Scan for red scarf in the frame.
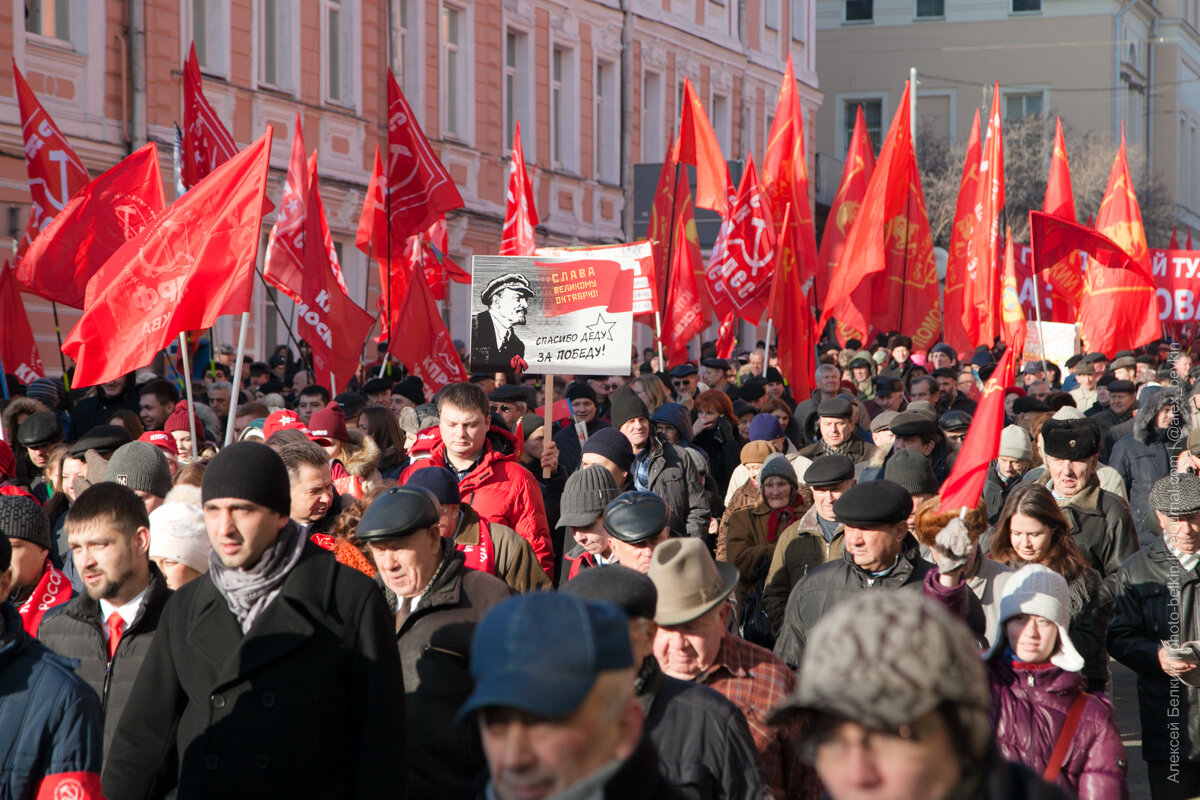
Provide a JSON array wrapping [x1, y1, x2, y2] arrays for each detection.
[[766, 497, 804, 543], [17, 559, 72, 636]]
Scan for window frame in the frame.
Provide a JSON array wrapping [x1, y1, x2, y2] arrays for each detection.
[[835, 92, 888, 158], [393, 0, 424, 119], [642, 70, 665, 163], [550, 43, 579, 173], [321, 0, 360, 109], [183, 0, 231, 78], [999, 87, 1049, 123], [1011, 0, 1041, 13], [915, 0, 944, 19], [594, 58, 620, 185], [845, 0, 873, 23], [440, 1, 472, 143], [504, 27, 534, 158]]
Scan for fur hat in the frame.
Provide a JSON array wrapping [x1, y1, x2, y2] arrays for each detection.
[[912, 495, 988, 558]]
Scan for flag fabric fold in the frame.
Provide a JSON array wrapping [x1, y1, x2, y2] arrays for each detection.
[[387, 259, 468, 397], [1000, 228, 1027, 355], [768, 204, 817, 392], [939, 348, 1017, 512], [181, 43, 238, 190], [500, 122, 538, 256], [662, 172, 705, 365], [1042, 118, 1084, 324], [63, 129, 274, 387], [962, 84, 1004, 348], [712, 154, 776, 326], [0, 261, 44, 384], [17, 143, 165, 309], [677, 79, 731, 215], [817, 106, 875, 314], [942, 111, 981, 356], [263, 116, 310, 302]]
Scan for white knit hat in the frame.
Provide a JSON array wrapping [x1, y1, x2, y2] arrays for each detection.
[[998, 425, 1032, 460], [986, 563, 1083, 672], [148, 501, 211, 574]]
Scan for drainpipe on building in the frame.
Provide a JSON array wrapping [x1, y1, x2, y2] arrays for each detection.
[[738, 0, 748, 48], [1114, 0, 1139, 143], [129, 0, 146, 151], [1147, 16, 1156, 184], [621, 0, 634, 241]]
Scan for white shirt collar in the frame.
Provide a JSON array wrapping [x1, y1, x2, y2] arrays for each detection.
[[100, 583, 150, 633]]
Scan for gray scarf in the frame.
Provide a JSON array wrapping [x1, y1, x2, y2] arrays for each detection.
[[208, 523, 305, 633]]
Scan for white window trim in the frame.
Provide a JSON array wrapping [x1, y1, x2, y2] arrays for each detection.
[[642, 70, 665, 163], [321, 0, 363, 111], [710, 89, 731, 159], [790, 0, 806, 43], [915, 88, 957, 146], [253, 0, 301, 94], [550, 40, 580, 173], [439, 1, 474, 145], [764, 0, 781, 31], [594, 57, 620, 185], [394, 0, 425, 126], [504, 25, 536, 161], [834, 91, 889, 159], [181, 0, 231, 80], [999, 85, 1050, 123]]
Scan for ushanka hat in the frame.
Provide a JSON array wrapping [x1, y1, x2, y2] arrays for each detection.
[[1040, 417, 1101, 460], [986, 564, 1084, 673]]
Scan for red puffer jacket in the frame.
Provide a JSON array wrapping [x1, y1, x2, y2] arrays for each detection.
[[987, 656, 1129, 800], [401, 426, 553, 578]]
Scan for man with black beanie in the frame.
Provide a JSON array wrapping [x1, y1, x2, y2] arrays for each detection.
[[102, 442, 406, 800], [553, 382, 612, 474], [610, 385, 709, 539]]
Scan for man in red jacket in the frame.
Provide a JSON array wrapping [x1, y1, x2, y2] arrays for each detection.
[[401, 383, 553, 578]]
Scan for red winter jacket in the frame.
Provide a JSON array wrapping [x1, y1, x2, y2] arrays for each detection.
[[987, 656, 1128, 800], [401, 426, 553, 577]]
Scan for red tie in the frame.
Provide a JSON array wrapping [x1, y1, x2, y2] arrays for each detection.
[[107, 612, 124, 660]]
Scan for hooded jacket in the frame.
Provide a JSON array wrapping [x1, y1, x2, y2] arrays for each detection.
[[987, 657, 1128, 800], [402, 425, 553, 577], [1109, 387, 1191, 545]]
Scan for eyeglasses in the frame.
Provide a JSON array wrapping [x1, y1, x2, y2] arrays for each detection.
[[602, 382, 624, 390], [800, 711, 945, 765], [672, 380, 691, 388], [490, 403, 511, 414]]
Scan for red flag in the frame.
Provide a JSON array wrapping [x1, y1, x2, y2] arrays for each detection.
[[1042, 118, 1084, 323], [0, 261, 44, 383], [713, 154, 776, 325], [761, 56, 820, 289], [942, 111, 981, 356], [181, 43, 237, 190], [768, 204, 817, 393], [1078, 130, 1159, 356], [63, 130, 273, 387], [12, 62, 90, 258], [962, 84, 1004, 348], [677, 79, 731, 214], [647, 137, 679, 310], [387, 259, 468, 396], [1000, 228, 1027, 354], [263, 116, 309, 301], [17, 143, 164, 309], [716, 313, 737, 359], [663, 173, 705, 365], [500, 122, 538, 256], [414, 216, 471, 300], [1029, 211, 1144, 277], [386, 70, 464, 252], [940, 348, 1017, 512], [357, 144, 386, 255], [816, 106, 875, 312], [299, 174, 374, 392], [1170, 227, 1180, 250]]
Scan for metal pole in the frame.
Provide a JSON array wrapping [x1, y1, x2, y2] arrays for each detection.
[[1031, 262, 1049, 378], [50, 301, 70, 392], [177, 333, 198, 460], [654, 310, 665, 370], [763, 318, 773, 377], [0, 350, 8, 401], [224, 311, 250, 446], [909, 68, 918, 151]]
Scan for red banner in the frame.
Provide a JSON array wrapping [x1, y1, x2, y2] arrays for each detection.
[[0, 261, 44, 383], [714, 154, 776, 326], [500, 122, 538, 256], [537, 259, 633, 318], [181, 43, 237, 190], [388, 260, 468, 396]]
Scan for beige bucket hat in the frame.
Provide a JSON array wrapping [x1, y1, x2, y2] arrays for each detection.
[[647, 538, 739, 626]]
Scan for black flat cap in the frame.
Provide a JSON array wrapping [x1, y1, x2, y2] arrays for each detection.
[[939, 410, 973, 432], [1110, 356, 1136, 371], [562, 564, 657, 620], [481, 273, 535, 306], [833, 480, 913, 527], [1041, 417, 1101, 460], [355, 487, 440, 541], [1114, 349, 1136, 359], [872, 376, 902, 395], [68, 425, 132, 459], [603, 491, 670, 543], [1150, 472, 1200, 518], [1084, 352, 1106, 363], [765, 367, 784, 384], [733, 400, 756, 418], [1107, 379, 1136, 395], [362, 377, 393, 395], [739, 378, 766, 401], [817, 397, 853, 419], [804, 455, 855, 488], [1021, 362, 1045, 375], [1013, 397, 1050, 414], [848, 356, 873, 370], [669, 363, 698, 377], [394, 376, 426, 405], [701, 358, 729, 371], [889, 411, 936, 438], [931, 367, 958, 381], [489, 385, 528, 402], [1065, 355, 1082, 369], [17, 411, 62, 447]]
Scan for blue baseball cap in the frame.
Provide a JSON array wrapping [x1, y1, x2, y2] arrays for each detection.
[[457, 593, 632, 722]]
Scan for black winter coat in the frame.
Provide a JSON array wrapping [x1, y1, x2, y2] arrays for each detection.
[[1108, 540, 1200, 762], [386, 541, 513, 800], [38, 566, 172, 760], [983, 462, 1023, 525], [692, 418, 742, 496], [1109, 389, 1191, 545], [101, 536, 407, 800], [640, 438, 710, 539]]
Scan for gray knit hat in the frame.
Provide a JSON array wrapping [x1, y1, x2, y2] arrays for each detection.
[[759, 453, 798, 491], [884, 448, 938, 496], [1150, 472, 1200, 518], [998, 425, 1032, 460], [767, 592, 992, 759], [557, 465, 621, 528], [104, 442, 173, 499], [0, 494, 51, 550]]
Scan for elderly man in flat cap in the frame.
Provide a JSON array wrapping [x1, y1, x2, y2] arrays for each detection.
[[649, 538, 816, 799], [797, 398, 877, 464], [773, 480, 984, 670], [471, 273, 534, 373], [1110, 472, 1200, 800]]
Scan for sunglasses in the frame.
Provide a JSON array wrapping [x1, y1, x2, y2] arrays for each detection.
[[490, 403, 512, 413], [672, 380, 692, 388]]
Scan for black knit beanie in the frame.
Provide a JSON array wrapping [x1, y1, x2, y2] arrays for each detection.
[[610, 386, 649, 430], [580, 429, 635, 474], [201, 442, 292, 517], [566, 382, 598, 404]]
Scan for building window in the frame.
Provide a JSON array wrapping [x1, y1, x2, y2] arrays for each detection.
[[711, 93, 731, 158], [441, 4, 469, 140], [505, 30, 533, 154], [846, 0, 873, 22], [323, 0, 355, 106], [916, 0, 944, 17], [187, 0, 230, 74], [394, 0, 413, 91], [1004, 91, 1044, 120], [258, 0, 293, 90], [765, 0, 781, 30], [1012, 0, 1041, 11], [791, 0, 806, 41], [25, 0, 70, 42], [844, 99, 883, 153], [595, 60, 619, 184], [551, 46, 578, 171], [642, 71, 664, 162]]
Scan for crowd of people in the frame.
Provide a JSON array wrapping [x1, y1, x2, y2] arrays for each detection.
[[0, 331, 1198, 799]]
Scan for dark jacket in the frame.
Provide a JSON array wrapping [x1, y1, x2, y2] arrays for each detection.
[[983, 462, 1025, 525], [762, 507, 843, 634], [1096, 408, 1135, 462], [387, 541, 513, 800], [1034, 473, 1140, 605], [637, 437, 710, 539], [470, 309, 525, 373], [638, 658, 771, 800], [1065, 567, 1110, 694], [553, 417, 612, 475], [0, 601, 104, 800], [693, 419, 743, 496], [69, 380, 138, 440], [1108, 539, 1200, 762], [797, 436, 878, 465], [773, 542, 985, 669], [1109, 388, 1191, 546], [101, 535, 407, 800], [987, 658, 1128, 800], [38, 566, 172, 760]]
